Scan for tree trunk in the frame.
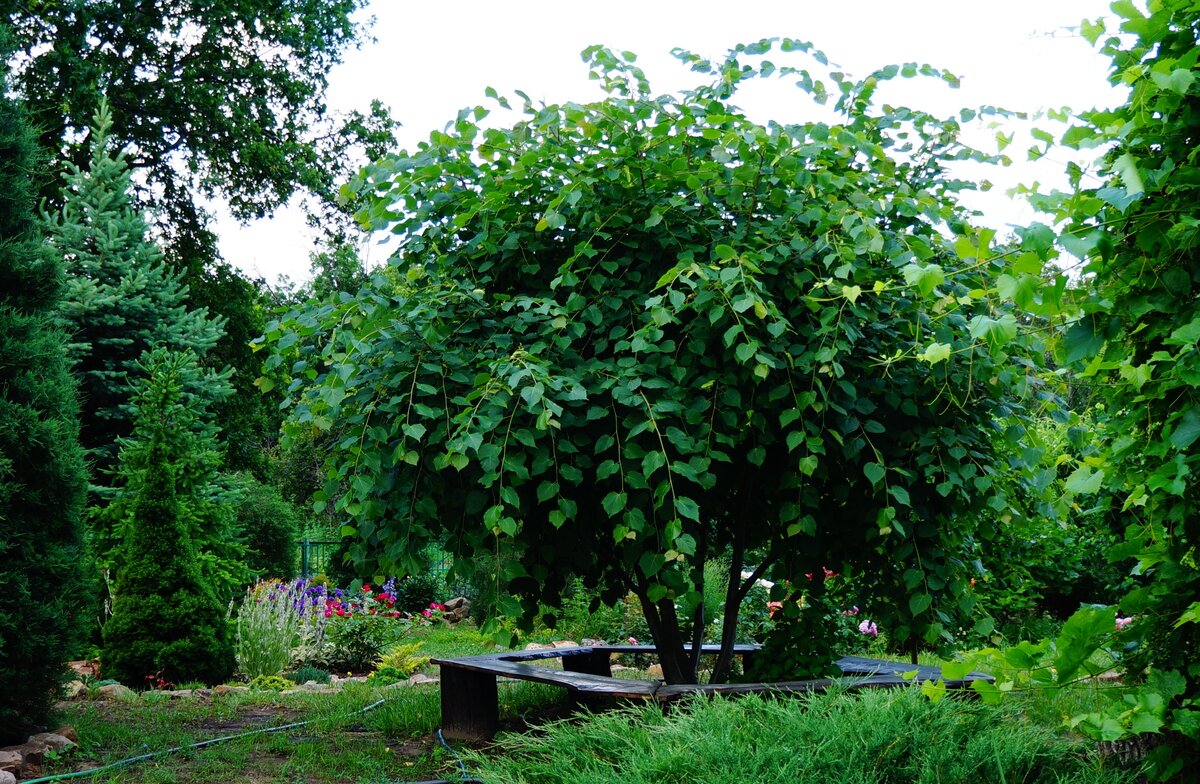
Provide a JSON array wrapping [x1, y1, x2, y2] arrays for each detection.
[[710, 533, 777, 685], [634, 587, 696, 685]]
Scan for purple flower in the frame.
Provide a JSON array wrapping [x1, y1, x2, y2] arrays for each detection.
[[858, 619, 878, 638]]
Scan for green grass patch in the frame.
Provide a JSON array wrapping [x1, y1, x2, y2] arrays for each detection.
[[469, 687, 1141, 784]]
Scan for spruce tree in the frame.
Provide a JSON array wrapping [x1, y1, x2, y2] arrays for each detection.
[[101, 349, 235, 687], [46, 101, 230, 473], [0, 35, 91, 742]]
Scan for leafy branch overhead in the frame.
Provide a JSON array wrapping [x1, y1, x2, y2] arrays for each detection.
[[265, 39, 1037, 682]]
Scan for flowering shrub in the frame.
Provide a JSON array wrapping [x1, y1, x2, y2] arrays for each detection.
[[316, 581, 413, 672]]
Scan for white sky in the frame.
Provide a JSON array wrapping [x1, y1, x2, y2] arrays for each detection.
[[216, 0, 1122, 285]]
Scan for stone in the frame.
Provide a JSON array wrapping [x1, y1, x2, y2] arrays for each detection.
[[443, 596, 471, 622], [300, 680, 331, 691], [28, 733, 75, 754], [167, 690, 194, 699], [644, 664, 664, 679], [551, 640, 579, 649], [51, 727, 78, 744], [408, 672, 438, 685], [581, 638, 608, 647], [523, 642, 553, 651], [17, 732, 75, 771], [63, 681, 87, 700], [96, 683, 135, 701], [0, 750, 20, 774], [67, 660, 101, 680], [0, 768, 15, 784], [213, 685, 248, 696]]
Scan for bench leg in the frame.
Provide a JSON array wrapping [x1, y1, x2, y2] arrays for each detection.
[[563, 650, 612, 677], [439, 668, 499, 741]]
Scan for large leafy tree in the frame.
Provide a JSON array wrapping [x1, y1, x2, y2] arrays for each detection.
[[268, 42, 1029, 683], [0, 33, 90, 742], [46, 102, 230, 472], [2, 0, 398, 248]]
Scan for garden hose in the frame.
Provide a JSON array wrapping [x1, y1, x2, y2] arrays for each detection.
[[18, 691, 483, 784], [20, 697, 385, 784]]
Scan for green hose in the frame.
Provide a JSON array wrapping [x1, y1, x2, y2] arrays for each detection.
[[20, 697, 386, 784]]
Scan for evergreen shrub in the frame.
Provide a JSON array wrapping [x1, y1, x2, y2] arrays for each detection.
[[101, 350, 235, 686], [0, 46, 91, 743]]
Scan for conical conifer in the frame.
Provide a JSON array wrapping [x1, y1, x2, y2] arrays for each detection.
[[101, 349, 235, 687], [0, 31, 91, 743], [46, 101, 230, 472]]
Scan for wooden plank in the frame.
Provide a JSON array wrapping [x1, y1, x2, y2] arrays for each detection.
[[562, 649, 612, 677], [439, 665, 499, 741]]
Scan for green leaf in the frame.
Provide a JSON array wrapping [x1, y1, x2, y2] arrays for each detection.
[[1080, 17, 1105, 45], [902, 263, 945, 296], [642, 450, 667, 477], [1169, 407, 1200, 450], [841, 284, 862, 304], [920, 678, 947, 703], [971, 679, 1002, 705], [1063, 319, 1106, 364], [1112, 152, 1144, 197], [1166, 319, 1200, 347], [1151, 68, 1195, 96], [602, 491, 628, 516], [863, 462, 885, 486], [940, 660, 974, 680], [920, 342, 952, 365], [1064, 466, 1105, 494], [675, 496, 700, 521], [909, 592, 933, 616], [714, 244, 737, 260], [1054, 605, 1116, 684], [537, 481, 560, 503]]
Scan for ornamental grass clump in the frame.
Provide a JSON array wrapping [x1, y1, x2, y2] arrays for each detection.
[[234, 578, 328, 678]]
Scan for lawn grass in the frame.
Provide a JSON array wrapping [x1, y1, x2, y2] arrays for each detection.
[[35, 626, 1145, 784]]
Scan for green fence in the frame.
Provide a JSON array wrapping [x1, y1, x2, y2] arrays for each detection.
[[296, 540, 451, 580]]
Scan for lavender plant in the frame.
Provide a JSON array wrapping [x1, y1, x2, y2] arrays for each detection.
[[233, 578, 328, 678]]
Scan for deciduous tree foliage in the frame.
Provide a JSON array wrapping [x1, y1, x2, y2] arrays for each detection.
[[0, 36, 90, 741], [268, 42, 1030, 683], [1027, 0, 1200, 772], [2, 0, 398, 250]]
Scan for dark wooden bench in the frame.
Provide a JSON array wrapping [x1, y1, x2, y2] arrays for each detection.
[[432, 646, 993, 739]]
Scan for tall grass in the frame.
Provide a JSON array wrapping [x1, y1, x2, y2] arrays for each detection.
[[469, 688, 1140, 784]]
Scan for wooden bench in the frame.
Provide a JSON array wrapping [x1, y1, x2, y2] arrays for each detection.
[[432, 646, 993, 739]]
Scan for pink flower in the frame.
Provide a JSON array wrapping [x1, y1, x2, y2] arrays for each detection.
[[841, 606, 859, 616], [858, 619, 878, 637], [627, 636, 639, 645], [1115, 616, 1133, 631]]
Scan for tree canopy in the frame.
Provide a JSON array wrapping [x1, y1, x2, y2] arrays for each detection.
[[3, 0, 398, 252], [267, 41, 1033, 682]]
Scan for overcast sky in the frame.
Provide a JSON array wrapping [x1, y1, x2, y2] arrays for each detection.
[[216, 0, 1122, 285]]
